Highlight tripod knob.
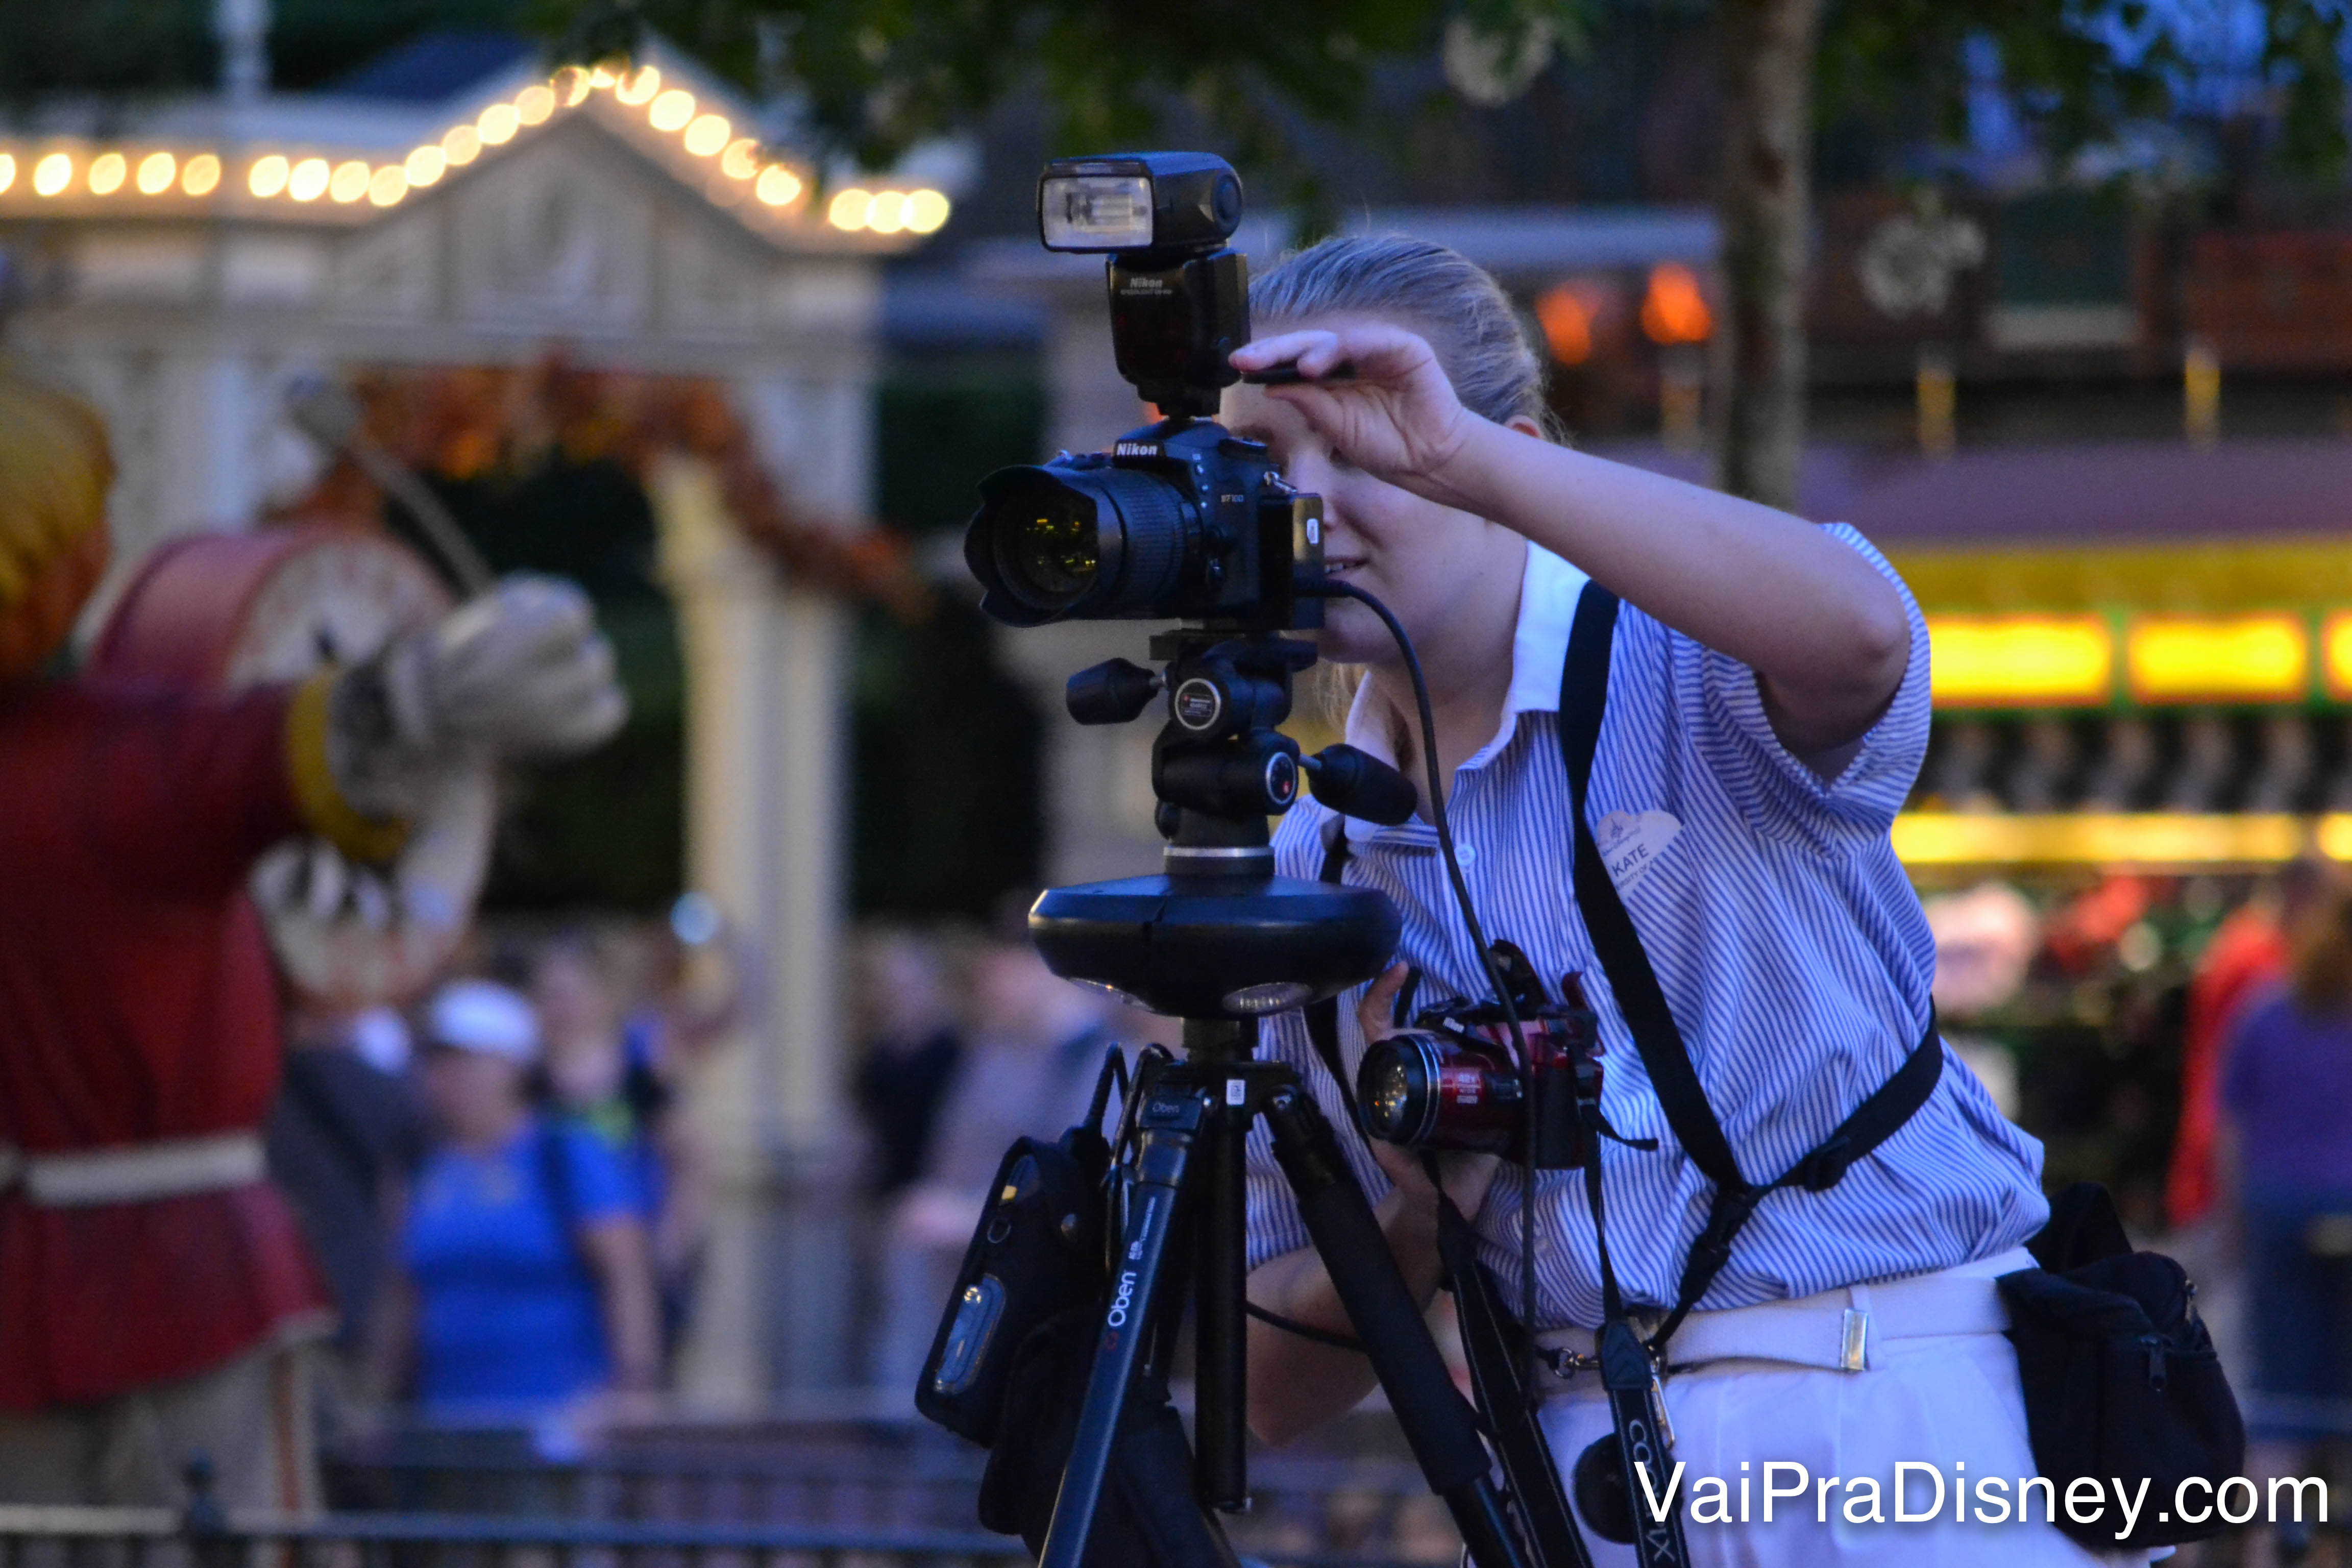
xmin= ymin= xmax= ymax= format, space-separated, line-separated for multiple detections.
xmin=1066 ymin=658 xmax=1162 ymax=725
xmin=1304 ymin=744 xmax=1417 ymax=826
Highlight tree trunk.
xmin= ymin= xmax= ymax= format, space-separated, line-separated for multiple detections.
xmin=1712 ymin=0 xmax=1823 ymax=509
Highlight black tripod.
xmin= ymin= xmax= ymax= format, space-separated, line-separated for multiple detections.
xmin=1029 ymin=628 xmax=1533 ymax=1568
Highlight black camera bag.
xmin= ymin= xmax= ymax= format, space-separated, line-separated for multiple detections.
xmin=915 ymin=1049 xmax=1238 ymax=1566
xmin=1998 ymin=1182 xmax=2244 ymax=1551
xmin=915 ymin=1125 xmax=1109 ymax=1445
xmin=972 ymin=1301 xmax=1242 ymax=1567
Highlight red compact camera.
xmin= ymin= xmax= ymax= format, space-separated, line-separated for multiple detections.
xmin=1355 ymin=945 xmax=1604 ymax=1170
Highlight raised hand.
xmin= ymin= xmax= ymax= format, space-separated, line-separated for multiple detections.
xmin=1231 ymin=324 xmax=1480 ymax=500
xmin=327 ymin=575 xmax=630 ymax=828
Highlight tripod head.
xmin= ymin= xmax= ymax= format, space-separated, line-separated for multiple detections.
xmin=1031 ymin=622 xmax=1414 ymax=1023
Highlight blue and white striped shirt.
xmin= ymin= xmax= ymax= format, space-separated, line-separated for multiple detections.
xmin=1243 ymin=531 xmax=2048 ymax=1329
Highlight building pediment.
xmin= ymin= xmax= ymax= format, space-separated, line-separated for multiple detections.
xmin=325 ymin=118 xmax=786 ymax=341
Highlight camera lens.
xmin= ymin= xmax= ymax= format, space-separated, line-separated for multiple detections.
xmin=967 ymin=465 xmax=1192 ymax=623
xmin=1360 ymin=1035 xmax=1438 ymax=1145
xmin=1000 ymin=494 xmax=1099 ymax=604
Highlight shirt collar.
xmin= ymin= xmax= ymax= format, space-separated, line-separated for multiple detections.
xmin=1337 ymin=540 xmax=1588 ymax=835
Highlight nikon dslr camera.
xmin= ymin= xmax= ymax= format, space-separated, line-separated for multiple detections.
xmin=963 ymin=152 xmax=1324 ymax=635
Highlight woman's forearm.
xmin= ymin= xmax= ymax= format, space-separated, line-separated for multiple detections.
xmin=1245 ymin=1189 xmax=1446 ymax=1446
xmin=1425 ymin=420 xmax=1910 ymax=748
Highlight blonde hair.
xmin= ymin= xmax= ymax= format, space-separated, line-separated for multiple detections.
xmin=1249 ymin=234 xmax=1551 ymax=430
xmin=0 ymin=370 xmax=111 ymax=611
xmin=0 ymin=370 xmax=113 ymax=680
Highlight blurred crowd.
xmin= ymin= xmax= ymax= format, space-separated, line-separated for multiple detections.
xmin=268 ymin=894 xmax=1155 ymax=1440
xmin=1931 ymin=861 xmax=2352 ymax=1560
xmin=272 ymin=866 xmax=2352 ymax=1555
xmin=2186 ymin=869 xmax=2352 ymax=1562
xmin=267 ymin=909 xmax=743 ymax=1442
xmin=845 ymin=905 xmax=1159 ymax=1393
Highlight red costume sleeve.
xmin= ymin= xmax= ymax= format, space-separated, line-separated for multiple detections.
xmin=68 ymin=683 xmax=306 ymax=896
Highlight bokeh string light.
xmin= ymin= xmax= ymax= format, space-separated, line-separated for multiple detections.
xmin=0 ymin=61 xmax=949 ymax=237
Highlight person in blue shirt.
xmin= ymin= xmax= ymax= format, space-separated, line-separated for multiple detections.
xmin=376 ymin=979 xmax=660 ymax=1417
xmin=1228 ymin=239 xmax=2089 ymax=1565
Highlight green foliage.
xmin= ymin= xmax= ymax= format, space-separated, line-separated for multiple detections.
xmin=541 ymin=0 xmax=1584 ymax=208
xmin=850 ymin=594 xmax=1043 ymax=918
xmin=0 ymin=0 xmax=214 ymax=97
xmin=486 ymin=596 xmax=685 ymax=913
xmin=875 ymin=357 xmax=1045 ymax=535
xmin=2266 ymin=0 xmax=2351 ymax=173
xmin=540 ymin=0 xmax=2344 ymax=212
xmin=852 ymin=355 xmax=1049 ymax=918
xmin=272 ymin=0 xmax=537 ymax=90
xmin=405 ymin=458 xmax=685 ymax=914
xmin=1824 ymin=0 xmax=2165 ymax=151
xmin=0 ymin=0 xmax=538 ymax=97
xmin=1821 ymin=0 xmax=2348 ymax=180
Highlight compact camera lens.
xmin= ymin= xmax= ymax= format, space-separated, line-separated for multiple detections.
xmin=1002 ymin=499 xmax=1099 ymax=604
xmin=1360 ymin=1035 xmax=1435 ymax=1144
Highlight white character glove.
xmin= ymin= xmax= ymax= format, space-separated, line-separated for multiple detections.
xmin=379 ymin=575 xmax=628 ymax=759
xmin=329 ymin=575 xmax=628 ymax=825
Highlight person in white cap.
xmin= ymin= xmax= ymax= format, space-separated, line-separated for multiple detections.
xmin=370 ymin=981 xmax=660 ymax=1419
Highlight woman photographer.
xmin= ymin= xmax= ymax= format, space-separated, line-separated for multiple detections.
xmin=1230 ymin=239 xmax=2086 ymax=1565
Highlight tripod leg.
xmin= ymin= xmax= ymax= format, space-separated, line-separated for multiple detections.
xmin=1262 ymin=1085 xmax=1531 ymax=1568
xmin=1195 ymin=1081 xmax=1248 ymax=1512
xmin=1039 ymin=1080 xmax=1205 ymax=1568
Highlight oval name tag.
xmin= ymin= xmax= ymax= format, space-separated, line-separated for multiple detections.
xmin=1595 ymin=808 xmax=1682 ymax=894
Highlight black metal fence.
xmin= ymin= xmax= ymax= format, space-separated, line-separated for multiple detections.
xmin=320 ymin=1418 xmax=1459 ymax=1563
xmin=0 ymin=1506 xmax=1433 ymax=1568
xmin=0 ymin=1506 xmax=1022 ymax=1568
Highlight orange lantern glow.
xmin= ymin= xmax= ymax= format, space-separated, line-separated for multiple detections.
xmin=1640 ymin=263 xmax=1711 ymax=345
xmin=2322 ymin=610 xmax=2352 ymax=702
xmin=1535 ymin=282 xmax=1594 ymax=365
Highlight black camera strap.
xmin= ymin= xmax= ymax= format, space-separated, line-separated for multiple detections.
xmin=1557 ymin=581 xmax=1943 ymax=1355
xmin=1556 ymin=582 xmax=1943 ymax=1567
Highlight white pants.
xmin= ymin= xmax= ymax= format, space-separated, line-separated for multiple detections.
xmin=1537 ymin=1328 xmax=2155 ymax=1566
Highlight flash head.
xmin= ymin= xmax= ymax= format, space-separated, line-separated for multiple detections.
xmin=1038 ymin=153 xmax=1243 ymax=257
